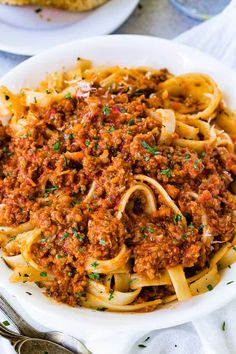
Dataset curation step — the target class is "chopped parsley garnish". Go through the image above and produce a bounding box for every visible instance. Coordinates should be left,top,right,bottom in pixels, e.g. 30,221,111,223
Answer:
62,232,69,240
138,344,146,348
222,321,226,331
103,104,110,116
44,185,58,197
226,281,234,285
2,147,7,152
160,168,172,177
88,273,100,280
34,97,37,103
107,126,115,133
108,289,114,301
184,154,191,160
188,222,195,230
233,246,236,251
135,90,144,96
144,156,150,161
26,292,32,296
141,141,160,155
173,214,182,225
35,7,42,13
7,236,16,243
72,199,81,205
69,133,74,140
181,234,187,240
144,337,150,342
20,134,28,139
207,284,213,291
200,151,206,158
68,271,73,277
96,307,107,311
62,152,67,167
2,320,10,326
85,139,90,147
56,254,64,259
64,93,72,100
40,272,47,277
5,95,10,100
199,224,205,231
194,159,202,170
76,292,86,297
99,239,106,245
52,141,60,152
75,234,84,241
127,119,135,126
91,261,99,268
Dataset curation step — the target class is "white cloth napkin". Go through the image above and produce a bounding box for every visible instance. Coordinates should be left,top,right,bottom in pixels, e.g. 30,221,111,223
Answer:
1,1,236,353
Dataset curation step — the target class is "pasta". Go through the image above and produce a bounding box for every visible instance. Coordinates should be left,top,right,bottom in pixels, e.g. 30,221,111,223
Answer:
0,59,236,312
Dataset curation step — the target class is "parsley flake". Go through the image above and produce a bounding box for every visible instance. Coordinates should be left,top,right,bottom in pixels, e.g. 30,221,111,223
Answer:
207,284,213,291
160,168,172,177
173,214,182,225
52,141,60,152
2,320,10,326
91,261,99,268
40,272,47,277
103,105,110,116
99,239,106,245
141,141,160,155
108,289,114,301
88,273,100,280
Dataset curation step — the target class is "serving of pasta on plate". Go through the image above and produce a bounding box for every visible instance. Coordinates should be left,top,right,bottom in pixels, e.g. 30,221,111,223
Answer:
0,58,236,313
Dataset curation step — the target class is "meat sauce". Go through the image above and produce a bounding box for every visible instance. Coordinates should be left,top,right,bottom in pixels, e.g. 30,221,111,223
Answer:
0,70,236,306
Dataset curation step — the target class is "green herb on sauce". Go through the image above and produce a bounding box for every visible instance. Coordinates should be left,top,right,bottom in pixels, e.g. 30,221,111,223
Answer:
173,214,182,225
103,104,110,116
56,255,64,259
194,159,202,170
107,126,115,133
141,141,160,155
44,186,58,198
160,168,172,177
64,93,72,100
75,234,84,241
62,232,69,240
76,292,86,297
69,133,74,140
184,154,191,160
52,141,60,152
127,119,135,126
85,139,90,147
68,271,73,277
99,239,106,245
207,284,213,291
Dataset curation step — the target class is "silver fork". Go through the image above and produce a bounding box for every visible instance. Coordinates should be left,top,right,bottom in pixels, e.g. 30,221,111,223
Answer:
0,293,91,354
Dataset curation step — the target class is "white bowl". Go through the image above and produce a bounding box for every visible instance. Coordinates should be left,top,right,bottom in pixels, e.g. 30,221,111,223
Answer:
0,35,236,354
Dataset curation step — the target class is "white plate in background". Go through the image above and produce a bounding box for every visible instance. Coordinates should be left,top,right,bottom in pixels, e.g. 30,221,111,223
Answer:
0,0,139,55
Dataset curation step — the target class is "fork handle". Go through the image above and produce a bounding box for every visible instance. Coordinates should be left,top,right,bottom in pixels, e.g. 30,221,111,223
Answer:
0,293,44,339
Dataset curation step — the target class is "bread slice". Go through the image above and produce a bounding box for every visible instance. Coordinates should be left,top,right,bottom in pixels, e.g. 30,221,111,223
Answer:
0,0,108,11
